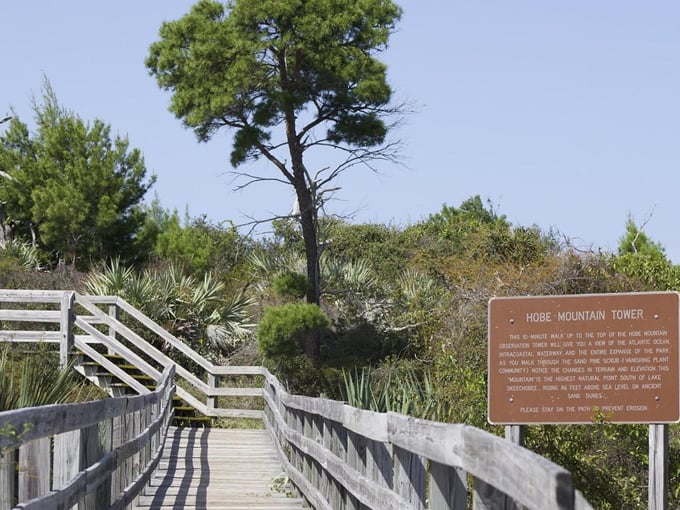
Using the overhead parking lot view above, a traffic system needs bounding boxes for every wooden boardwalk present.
[135,427,307,510]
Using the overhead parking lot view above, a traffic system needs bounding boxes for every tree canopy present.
[146,0,404,329]
[0,83,154,268]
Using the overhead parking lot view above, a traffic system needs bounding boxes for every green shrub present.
[272,271,309,299]
[257,303,330,358]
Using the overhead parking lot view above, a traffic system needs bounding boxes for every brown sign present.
[488,292,680,424]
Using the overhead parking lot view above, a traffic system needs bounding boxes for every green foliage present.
[85,259,254,357]
[0,346,93,411]
[0,81,154,269]
[342,360,446,421]
[272,271,309,300]
[146,0,404,309]
[410,195,557,265]
[141,201,247,276]
[526,422,658,509]
[257,303,330,358]
[321,220,408,282]
[146,0,401,150]
[0,240,44,270]
[421,195,508,242]
[611,217,680,290]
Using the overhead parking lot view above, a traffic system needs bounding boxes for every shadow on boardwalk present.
[136,427,306,510]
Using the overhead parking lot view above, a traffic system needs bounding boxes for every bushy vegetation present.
[0,345,104,411]
[1,185,678,508]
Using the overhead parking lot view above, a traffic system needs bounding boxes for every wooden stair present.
[75,350,212,427]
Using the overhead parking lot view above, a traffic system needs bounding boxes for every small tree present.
[0,81,155,268]
[257,303,330,359]
[146,0,404,321]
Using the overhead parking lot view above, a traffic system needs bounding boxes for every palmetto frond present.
[83,258,134,296]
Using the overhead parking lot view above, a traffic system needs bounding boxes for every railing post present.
[60,291,75,369]
[54,430,81,510]
[0,448,16,510]
[108,301,119,355]
[393,446,426,510]
[207,373,217,410]
[18,437,50,503]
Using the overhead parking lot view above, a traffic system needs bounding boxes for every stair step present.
[77,349,211,427]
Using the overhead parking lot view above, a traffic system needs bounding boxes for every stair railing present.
[0,290,265,420]
[74,294,264,419]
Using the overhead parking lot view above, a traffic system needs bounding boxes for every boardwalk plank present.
[135,427,306,510]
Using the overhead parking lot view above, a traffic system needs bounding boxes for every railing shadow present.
[146,427,211,509]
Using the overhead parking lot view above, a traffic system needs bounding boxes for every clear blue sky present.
[3,2,680,262]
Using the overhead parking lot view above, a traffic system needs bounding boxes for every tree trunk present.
[296,184,321,360]
[283,76,321,359]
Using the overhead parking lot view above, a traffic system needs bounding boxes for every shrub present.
[272,271,309,299]
[257,303,330,358]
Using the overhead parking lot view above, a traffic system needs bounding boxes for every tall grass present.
[342,365,446,422]
[0,346,97,411]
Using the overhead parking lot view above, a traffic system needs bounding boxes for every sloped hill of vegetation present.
[1,195,679,509]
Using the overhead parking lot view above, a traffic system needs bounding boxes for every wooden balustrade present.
[0,290,264,419]
[0,365,174,510]
[262,369,594,510]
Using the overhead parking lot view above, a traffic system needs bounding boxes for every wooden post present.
[649,423,668,510]
[207,373,217,410]
[429,462,467,510]
[473,426,526,509]
[53,430,81,510]
[111,414,123,504]
[60,291,75,369]
[393,446,426,510]
[107,303,119,355]
[18,437,50,503]
[345,430,361,510]
[0,448,16,510]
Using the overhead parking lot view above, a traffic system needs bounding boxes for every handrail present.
[73,293,264,419]
[261,368,594,510]
[0,365,175,510]
[0,290,265,420]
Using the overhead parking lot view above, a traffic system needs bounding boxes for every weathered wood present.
[60,291,75,368]
[649,423,668,510]
[74,296,261,417]
[393,446,426,510]
[53,430,80,510]
[0,309,60,322]
[211,365,265,375]
[0,289,65,302]
[0,448,16,510]
[0,365,175,510]
[429,461,467,510]
[136,427,306,510]
[108,296,214,372]
[0,331,61,342]
[75,338,150,395]
[18,437,50,503]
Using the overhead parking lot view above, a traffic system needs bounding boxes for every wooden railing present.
[0,365,174,510]
[0,290,265,420]
[262,370,594,510]
[0,289,595,510]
